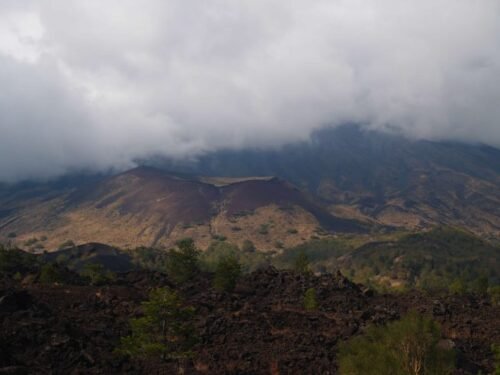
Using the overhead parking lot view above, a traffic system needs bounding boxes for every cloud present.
[1,0,500,181]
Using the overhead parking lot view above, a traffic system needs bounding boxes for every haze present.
[1,0,499,181]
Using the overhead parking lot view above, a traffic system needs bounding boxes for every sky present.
[1,0,500,181]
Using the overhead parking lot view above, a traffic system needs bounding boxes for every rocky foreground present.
[1,267,499,374]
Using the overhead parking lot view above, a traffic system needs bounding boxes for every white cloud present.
[0,0,499,181]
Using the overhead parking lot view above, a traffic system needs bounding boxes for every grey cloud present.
[1,0,500,181]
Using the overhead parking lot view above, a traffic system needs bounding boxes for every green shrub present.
[338,311,455,375]
[58,240,75,250]
[39,264,63,284]
[166,238,200,283]
[80,262,115,285]
[0,247,38,276]
[449,278,467,295]
[489,286,500,306]
[492,344,500,375]
[258,224,269,235]
[117,287,197,368]
[293,250,311,275]
[303,288,317,311]
[213,254,242,292]
[242,240,256,253]
[24,238,38,246]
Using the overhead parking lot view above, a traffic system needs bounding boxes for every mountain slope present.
[159,125,500,237]
[0,167,364,251]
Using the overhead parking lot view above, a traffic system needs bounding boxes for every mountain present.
[0,167,364,251]
[158,124,500,238]
[1,125,499,250]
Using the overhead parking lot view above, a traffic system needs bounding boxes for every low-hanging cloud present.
[1,0,500,181]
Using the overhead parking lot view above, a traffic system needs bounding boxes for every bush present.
[303,288,317,311]
[213,254,242,292]
[489,285,500,306]
[58,240,75,250]
[39,264,63,284]
[0,247,38,276]
[492,344,500,375]
[80,262,115,285]
[242,240,256,253]
[166,238,200,283]
[117,288,197,369]
[258,224,269,235]
[338,311,455,374]
[293,250,311,275]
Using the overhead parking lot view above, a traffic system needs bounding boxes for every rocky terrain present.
[1,267,498,374]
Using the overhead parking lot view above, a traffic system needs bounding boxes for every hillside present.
[0,167,363,251]
[276,227,500,291]
[160,125,500,238]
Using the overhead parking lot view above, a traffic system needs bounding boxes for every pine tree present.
[213,254,242,292]
[293,250,311,275]
[166,238,200,283]
[117,287,197,370]
[303,288,318,311]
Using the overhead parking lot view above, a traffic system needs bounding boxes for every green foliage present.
[258,223,269,235]
[80,262,116,285]
[293,250,311,275]
[166,238,200,283]
[0,246,38,276]
[303,288,318,311]
[24,237,38,247]
[117,288,197,363]
[7,232,17,238]
[287,228,298,234]
[39,263,64,284]
[242,240,256,253]
[333,227,499,292]
[338,311,455,375]
[273,237,353,272]
[274,240,284,249]
[129,246,170,271]
[492,344,500,375]
[490,286,500,306]
[213,254,242,292]
[449,278,467,295]
[58,240,75,250]
[200,241,268,273]
[472,276,489,294]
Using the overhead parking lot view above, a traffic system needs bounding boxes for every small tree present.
[117,288,197,371]
[449,278,467,295]
[303,288,318,311]
[39,263,63,284]
[338,311,455,375]
[213,254,242,292]
[293,250,311,275]
[166,238,200,283]
[81,262,115,285]
[473,276,489,294]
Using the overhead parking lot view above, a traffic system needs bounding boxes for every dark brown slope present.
[0,167,365,251]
